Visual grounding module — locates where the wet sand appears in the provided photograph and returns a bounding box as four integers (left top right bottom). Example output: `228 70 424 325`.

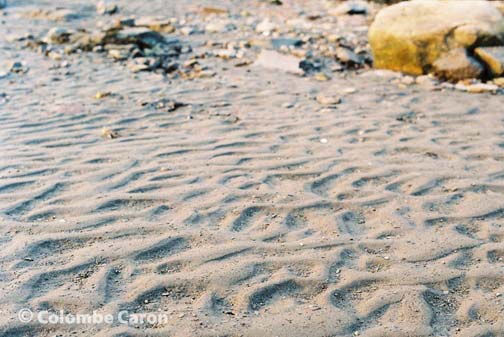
1 1 504 336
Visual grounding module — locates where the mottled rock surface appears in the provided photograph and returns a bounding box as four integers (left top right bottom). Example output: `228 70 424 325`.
369 0 504 75
475 46 504 77
433 48 484 81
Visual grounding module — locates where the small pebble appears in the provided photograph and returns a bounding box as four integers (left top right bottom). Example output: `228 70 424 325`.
102 127 119 139
95 91 111 99
316 94 341 105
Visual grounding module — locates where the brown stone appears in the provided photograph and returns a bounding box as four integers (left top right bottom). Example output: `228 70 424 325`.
433 48 484 81
201 7 229 15
135 17 176 33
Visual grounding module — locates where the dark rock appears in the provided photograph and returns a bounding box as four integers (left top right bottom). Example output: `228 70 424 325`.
161 60 179 73
115 27 166 48
9 61 28 73
299 59 322 73
259 0 282 5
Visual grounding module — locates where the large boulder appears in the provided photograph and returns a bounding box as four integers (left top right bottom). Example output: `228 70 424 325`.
369 0 504 76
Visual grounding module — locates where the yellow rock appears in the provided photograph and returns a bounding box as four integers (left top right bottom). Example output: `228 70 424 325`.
475 47 504 77
95 91 111 99
313 73 330 81
201 7 229 15
493 77 504 87
466 83 498 94
369 1 504 75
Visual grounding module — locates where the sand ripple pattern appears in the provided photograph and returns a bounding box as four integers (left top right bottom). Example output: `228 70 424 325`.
1 2 504 337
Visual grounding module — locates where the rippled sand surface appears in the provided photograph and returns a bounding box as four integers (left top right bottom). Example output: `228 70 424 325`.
1 1 504 336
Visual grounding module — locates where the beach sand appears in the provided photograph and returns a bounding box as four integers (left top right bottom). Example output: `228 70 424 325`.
1 1 504 336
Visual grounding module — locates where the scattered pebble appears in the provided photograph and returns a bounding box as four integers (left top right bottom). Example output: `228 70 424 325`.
96 1 118 15
343 87 357 94
282 102 295 109
493 77 504 87
205 21 236 33
180 26 197 36
95 91 111 99
256 19 277 34
316 93 341 105
255 49 303 75
329 1 368 16
401 76 415 85
135 17 175 33
142 98 185 111
335 47 362 66
21 8 81 21
466 83 499 94
270 38 303 49
9 61 28 74
14 1 493 94
102 127 119 139
314 72 331 81
43 27 72 44
201 7 228 16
